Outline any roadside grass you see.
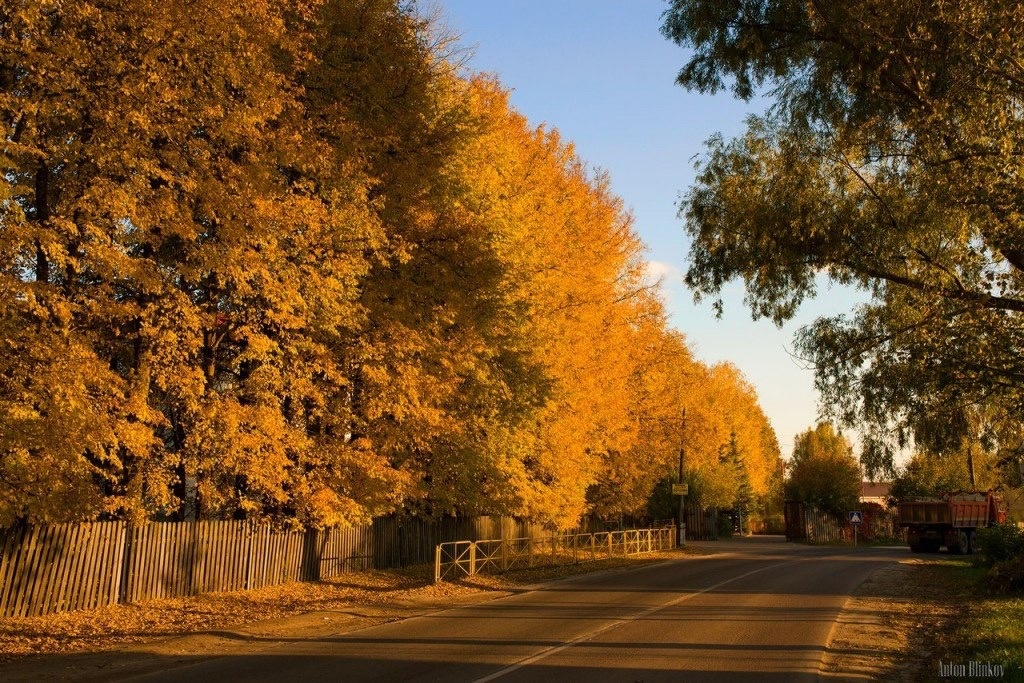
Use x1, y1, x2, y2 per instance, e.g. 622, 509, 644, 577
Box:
828, 554, 1023, 682
964, 597, 1024, 680
921, 558, 1024, 682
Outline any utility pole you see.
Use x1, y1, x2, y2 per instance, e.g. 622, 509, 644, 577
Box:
677, 408, 688, 547
678, 446, 686, 547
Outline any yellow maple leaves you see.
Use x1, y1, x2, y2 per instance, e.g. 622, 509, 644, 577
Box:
0, 0, 780, 529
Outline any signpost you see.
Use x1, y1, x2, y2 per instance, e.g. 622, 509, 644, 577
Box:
848, 510, 862, 547
677, 448, 687, 547
677, 411, 689, 548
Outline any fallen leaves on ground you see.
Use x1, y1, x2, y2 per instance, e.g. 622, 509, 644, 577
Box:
822, 557, 980, 682
0, 548, 697, 662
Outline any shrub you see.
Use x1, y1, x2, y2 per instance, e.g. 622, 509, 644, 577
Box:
717, 513, 734, 539
975, 524, 1024, 566
986, 556, 1024, 594
763, 513, 785, 534
859, 501, 901, 542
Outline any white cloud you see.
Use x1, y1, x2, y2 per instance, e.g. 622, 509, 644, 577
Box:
642, 260, 684, 308
643, 260, 680, 282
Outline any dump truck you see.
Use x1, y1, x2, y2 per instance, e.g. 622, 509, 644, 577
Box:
898, 491, 1006, 554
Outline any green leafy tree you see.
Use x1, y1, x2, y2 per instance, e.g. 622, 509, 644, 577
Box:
757, 454, 787, 532
784, 424, 861, 516
724, 432, 754, 532
890, 445, 1001, 502
662, 0, 1024, 476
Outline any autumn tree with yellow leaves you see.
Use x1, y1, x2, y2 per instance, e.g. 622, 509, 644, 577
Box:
0, 0, 780, 529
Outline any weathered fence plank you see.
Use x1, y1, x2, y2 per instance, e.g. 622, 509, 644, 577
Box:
783, 501, 901, 544
0, 514, 646, 618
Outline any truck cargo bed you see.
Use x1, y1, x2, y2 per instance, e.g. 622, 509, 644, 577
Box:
898, 493, 992, 528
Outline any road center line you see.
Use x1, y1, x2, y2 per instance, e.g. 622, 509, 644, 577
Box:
472, 558, 807, 683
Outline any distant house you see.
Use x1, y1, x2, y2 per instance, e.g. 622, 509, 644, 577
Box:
860, 482, 892, 506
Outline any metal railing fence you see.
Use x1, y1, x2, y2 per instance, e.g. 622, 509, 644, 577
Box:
434, 526, 676, 582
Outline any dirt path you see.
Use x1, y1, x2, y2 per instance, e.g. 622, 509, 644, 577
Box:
822, 557, 967, 682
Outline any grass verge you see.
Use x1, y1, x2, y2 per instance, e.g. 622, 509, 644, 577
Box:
932, 560, 1024, 682
824, 555, 1023, 682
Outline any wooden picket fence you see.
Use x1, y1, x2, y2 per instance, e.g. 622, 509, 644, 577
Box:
684, 506, 720, 541
0, 515, 553, 619
0, 522, 126, 619
784, 501, 845, 542
783, 501, 903, 544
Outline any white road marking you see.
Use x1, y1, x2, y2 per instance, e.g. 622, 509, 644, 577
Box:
472, 558, 807, 683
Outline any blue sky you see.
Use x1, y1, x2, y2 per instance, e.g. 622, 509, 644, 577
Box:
437, 0, 865, 456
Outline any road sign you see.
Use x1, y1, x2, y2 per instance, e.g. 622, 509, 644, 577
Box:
848, 510, 863, 524
672, 484, 689, 496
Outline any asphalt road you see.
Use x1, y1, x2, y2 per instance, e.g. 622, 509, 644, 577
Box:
127, 537, 905, 682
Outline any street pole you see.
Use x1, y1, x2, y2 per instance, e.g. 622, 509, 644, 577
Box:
678, 447, 686, 547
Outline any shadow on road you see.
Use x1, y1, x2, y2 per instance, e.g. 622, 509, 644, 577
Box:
0, 541, 920, 682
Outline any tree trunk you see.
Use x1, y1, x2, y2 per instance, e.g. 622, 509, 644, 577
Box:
35, 161, 50, 283
203, 330, 217, 382
966, 442, 976, 489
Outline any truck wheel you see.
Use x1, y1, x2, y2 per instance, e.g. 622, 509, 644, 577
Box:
967, 530, 977, 555
926, 539, 942, 553
956, 530, 970, 555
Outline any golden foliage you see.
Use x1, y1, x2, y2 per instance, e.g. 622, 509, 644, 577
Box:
0, 0, 779, 529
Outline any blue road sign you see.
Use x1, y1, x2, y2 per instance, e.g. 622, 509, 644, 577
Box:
848, 510, 863, 524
